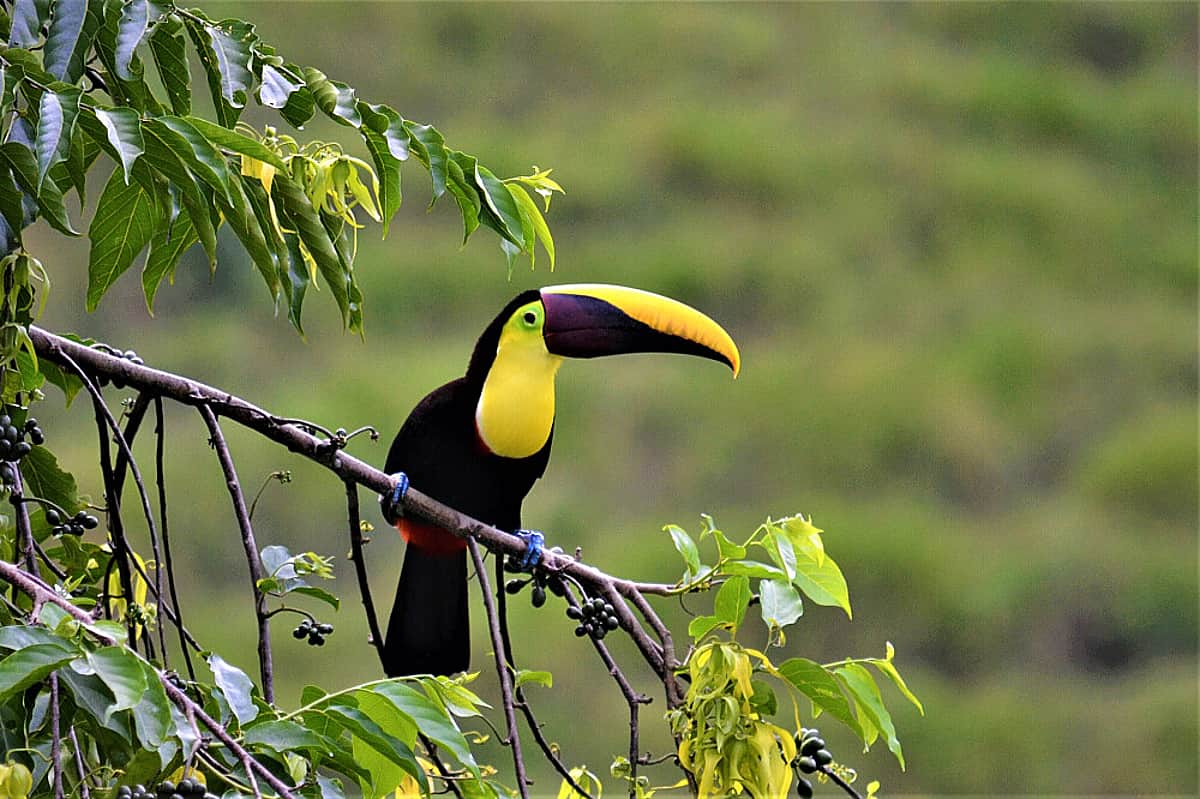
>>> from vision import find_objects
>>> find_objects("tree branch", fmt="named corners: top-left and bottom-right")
top-left (30, 326), bottom-right (687, 707)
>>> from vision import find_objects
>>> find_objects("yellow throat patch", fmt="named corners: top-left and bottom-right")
top-left (475, 300), bottom-right (563, 459)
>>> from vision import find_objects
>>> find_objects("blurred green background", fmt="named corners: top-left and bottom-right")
top-left (24, 2), bottom-right (1198, 795)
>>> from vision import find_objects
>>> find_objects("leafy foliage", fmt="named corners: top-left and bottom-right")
top-left (0, 0), bottom-right (563, 336)
top-left (0, 603), bottom-right (505, 799)
top-left (664, 515), bottom-right (922, 797)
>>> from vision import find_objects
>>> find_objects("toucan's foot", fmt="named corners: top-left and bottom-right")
top-left (512, 529), bottom-right (544, 572)
top-left (381, 472), bottom-right (409, 525)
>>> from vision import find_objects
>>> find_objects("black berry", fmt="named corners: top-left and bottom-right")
top-left (316, 623), bottom-right (334, 635)
top-left (813, 749), bottom-right (833, 767)
top-left (45, 509), bottom-right (60, 525)
top-left (801, 737), bottom-right (825, 757)
top-left (795, 776), bottom-right (813, 798)
top-left (797, 756), bottom-right (817, 774)
top-left (531, 585), bottom-right (546, 607)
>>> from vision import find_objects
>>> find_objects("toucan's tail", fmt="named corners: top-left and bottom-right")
top-left (382, 546), bottom-right (469, 677)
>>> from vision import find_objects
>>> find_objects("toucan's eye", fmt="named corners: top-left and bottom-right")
top-left (523, 311), bottom-right (537, 325)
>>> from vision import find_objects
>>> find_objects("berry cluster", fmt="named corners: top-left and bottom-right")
top-left (45, 508), bottom-right (99, 536)
top-left (115, 780), bottom-right (215, 799)
top-left (293, 618), bottom-right (334, 646)
top-left (505, 568), bottom-right (563, 608)
top-left (0, 414), bottom-right (42, 461)
top-left (566, 597), bottom-right (620, 640)
top-left (792, 727), bottom-right (836, 797)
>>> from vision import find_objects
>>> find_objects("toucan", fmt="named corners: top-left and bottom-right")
top-left (381, 284), bottom-right (740, 677)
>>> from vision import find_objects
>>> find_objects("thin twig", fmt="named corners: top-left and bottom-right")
top-left (564, 591), bottom-right (649, 799)
top-left (345, 480), bottom-right (385, 668)
top-left (113, 391), bottom-right (169, 664)
top-left (198, 405), bottom-right (274, 705)
top-left (495, 562), bottom-right (593, 799)
top-left (69, 727), bottom-right (90, 799)
top-left (10, 465), bottom-right (38, 577)
top-left (466, 539), bottom-right (529, 799)
top-left (419, 735), bottom-right (465, 799)
top-left (50, 672), bottom-right (63, 799)
top-left (820, 766), bottom-right (865, 799)
top-left (155, 398), bottom-right (199, 688)
top-left (90, 392), bottom-right (137, 648)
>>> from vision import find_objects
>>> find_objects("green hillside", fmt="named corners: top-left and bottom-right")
top-left (26, 3), bottom-right (1197, 794)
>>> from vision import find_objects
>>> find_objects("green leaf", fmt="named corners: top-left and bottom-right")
top-left (289, 585), bottom-right (340, 610)
top-left (142, 202), bottom-right (196, 313)
top-left (281, 233), bottom-right (308, 334)
top-left (405, 121), bottom-right (447, 201)
top-left (243, 719), bottom-right (326, 752)
top-left (131, 658), bottom-right (170, 749)
top-left (869, 644), bottom-right (924, 716)
top-left (713, 575), bottom-right (750, 631)
top-left (0, 165), bottom-right (25, 232)
top-left (92, 106), bottom-right (143, 183)
top-left (513, 669), bottom-right (553, 689)
top-left (87, 645), bottom-right (147, 713)
top-left (373, 681), bottom-right (478, 773)
top-left (777, 658), bottom-right (861, 739)
top-left (258, 63), bottom-right (298, 109)
top-left (475, 164), bottom-right (523, 246)
top-left (749, 679), bottom-right (778, 716)
top-left (86, 166), bottom-right (160, 311)
top-left (205, 18), bottom-right (254, 110)
top-left (0, 625), bottom-right (72, 650)
top-left (36, 89), bottom-right (79, 184)
top-left (835, 663), bottom-right (904, 768)
top-left (208, 653), bottom-right (258, 725)
top-left (115, 0), bottom-right (164, 81)
top-left (0, 140), bottom-right (79, 235)
top-left (39, 357), bottom-right (83, 405)
top-left (59, 668), bottom-right (128, 736)
top-left (302, 67), bottom-right (361, 128)
top-left (511, 182), bottom-right (556, 267)
top-left (272, 173), bottom-right (349, 325)
top-left (44, 0), bottom-right (96, 82)
top-left (214, 176), bottom-right (279, 300)
top-left (792, 549), bottom-right (851, 619)
top-left (150, 116), bottom-right (233, 199)
top-left (687, 614), bottom-right (724, 641)
top-left (444, 157), bottom-right (479, 243)
top-left (140, 125), bottom-right (216, 269)
top-left (665, 524), bottom-right (701, 577)
top-left (63, 121), bottom-right (100, 206)
top-left (325, 703), bottom-right (425, 792)
top-left (8, 0), bottom-right (50, 47)
top-left (148, 13), bottom-right (189, 115)
top-left (182, 116), bottom-right (287, 170)
top-left (0, 644), bottom-right (75, 701)
top-left (759, 578), bottom-right (803, 630)
top-left (19, 445), bottom-right (79, 511)
top-left (278, 73), bottom-right (315, 129)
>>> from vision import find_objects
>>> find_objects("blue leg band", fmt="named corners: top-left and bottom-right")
top-left (514, 529), bottom-right (544, 571)
top-left (382, 472), bottom-right (409, 524)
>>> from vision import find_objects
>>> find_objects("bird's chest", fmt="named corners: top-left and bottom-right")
top-left (474, 348), bottom-right (559, 459)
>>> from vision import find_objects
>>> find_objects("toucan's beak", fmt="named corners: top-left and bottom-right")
top-left (539, 284), bottom-right (740, 377)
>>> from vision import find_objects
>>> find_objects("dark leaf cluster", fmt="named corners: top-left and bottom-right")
top-left (0, 0), bottom-right (561, 336)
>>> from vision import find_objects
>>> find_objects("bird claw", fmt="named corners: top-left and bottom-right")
top-left (380, 472), bottom-right (409, 525)
top-left (512, 529), bottom-right (545, 571)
